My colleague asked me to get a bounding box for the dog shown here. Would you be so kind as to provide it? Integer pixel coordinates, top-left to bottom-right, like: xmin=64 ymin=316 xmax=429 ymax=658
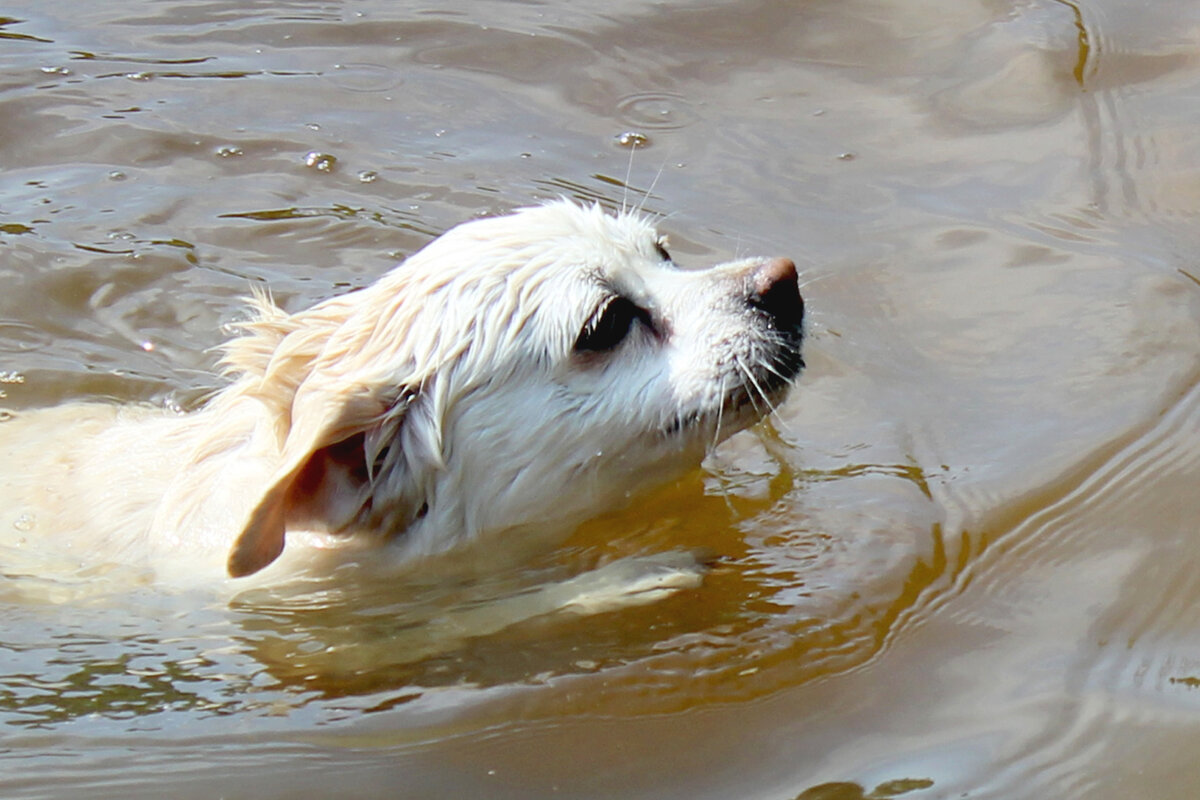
xmin=0 ymin=201 xmax=804 ymax=591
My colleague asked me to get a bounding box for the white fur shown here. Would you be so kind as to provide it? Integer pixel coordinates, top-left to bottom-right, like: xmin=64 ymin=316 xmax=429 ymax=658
xmin=0 ymin=201 xmax=804 ymax=588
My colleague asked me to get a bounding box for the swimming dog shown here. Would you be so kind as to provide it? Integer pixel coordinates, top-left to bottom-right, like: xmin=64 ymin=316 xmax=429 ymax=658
xmin=0 ymin=201 xmax=804 ymax=588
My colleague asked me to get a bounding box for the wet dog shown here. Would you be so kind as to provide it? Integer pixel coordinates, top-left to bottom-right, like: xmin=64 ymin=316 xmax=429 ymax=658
xmin=0 ymin=201 xmax=804 ymax=589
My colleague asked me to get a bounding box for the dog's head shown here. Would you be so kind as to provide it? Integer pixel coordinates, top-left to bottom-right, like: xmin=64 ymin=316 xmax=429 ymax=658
xmin=221 ymin=201 xmax=805 ymax=577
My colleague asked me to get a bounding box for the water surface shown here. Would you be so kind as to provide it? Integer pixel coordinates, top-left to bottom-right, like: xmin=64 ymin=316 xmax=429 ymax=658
xmin=2 ymin=0 xmax=1200 ymax=797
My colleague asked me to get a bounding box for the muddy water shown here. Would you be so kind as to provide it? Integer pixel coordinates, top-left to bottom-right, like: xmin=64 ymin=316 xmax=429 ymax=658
xmin=2 ymin=0 xmax=1200 ymax=797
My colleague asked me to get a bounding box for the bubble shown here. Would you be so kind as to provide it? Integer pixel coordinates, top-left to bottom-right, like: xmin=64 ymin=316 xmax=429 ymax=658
xmin=12 ymin=513 xmax=35 ymax=533
xmin=837 ymin=152 xmax=856 ymax=161
xmin=216 ymin=145 xmax=244 ymax=158
xmin=125 ymin=71 xmax=153 ymax=81
xmin=615 ymin=131 xmax=650 ymax=149
xmin=40 ymin=66 xmax=71 ymax=76
xmin=357 ymin=170 xmax=378 ymax=183
xmin=0 ymin=410 xmax=14 ymax=422
xmin=304 ymin=151 xmax=337 ymax=172
xmin=108 ymin=170 xmax=128 ymax=181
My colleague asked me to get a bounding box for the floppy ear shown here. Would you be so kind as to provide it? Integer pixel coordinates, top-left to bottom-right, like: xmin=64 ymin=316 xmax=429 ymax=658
xmin=226 ymin=385 xmax=402 ymax=578
xmin=222 ymin=262 xmax=448 ymax=577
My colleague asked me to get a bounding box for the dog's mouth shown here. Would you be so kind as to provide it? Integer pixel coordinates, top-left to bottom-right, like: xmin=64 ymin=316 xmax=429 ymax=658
xmin=662 ymin=336 xmax=805 ymax=439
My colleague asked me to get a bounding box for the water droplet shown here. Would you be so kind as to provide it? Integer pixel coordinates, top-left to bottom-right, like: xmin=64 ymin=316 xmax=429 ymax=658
xmin=141 ymin=340 xmax=155 ymax=352
xmin=0 ymin=410 xmax=14 ymax=423
xmin=108 ymin=170 xmax=127 ymax=181
xmin=0 ymin=371 xmax=26 ymax=384
xmin=216 ymin=145 xmax=244 ymax=158
xmin=357 ymin=170 xmax=378 ymax=183
xmin=304 ymin=151 xmax=337 ymax=172
xmin=837 ymin=152 xmax=856 ymax=161
xmin=519 ymin=152 xmax=532 ymax=159
xmin=305 ymin=122 xmax=321 ymax=131
xmin=125 ymin=71 xmax=153 ymax=81
xmin=615 ymin=131 xmax=650 ymax=149
xmin=40 ymin=66 xmax=71 ymax=76
xmin=13 ymin=513 xmax=35 ymax=532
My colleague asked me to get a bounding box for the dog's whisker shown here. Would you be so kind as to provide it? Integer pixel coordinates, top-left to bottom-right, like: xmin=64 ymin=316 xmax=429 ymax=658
xmin=757 ymin=356 xmax=791 ymax=386
xmin=711 ymin=373 xmax=729 ymax=452
xmin=796 ymin=272 xmax=834 ymax=291
xmin=621 ymin=140 xmax=638 ymax=215
xmin=636 ymin=156 xmax=669 ymax=217
xmin=737 ymin=356 xmax=782 ymax=420
xmin=731 ymin=359 xmax=764 ymax=420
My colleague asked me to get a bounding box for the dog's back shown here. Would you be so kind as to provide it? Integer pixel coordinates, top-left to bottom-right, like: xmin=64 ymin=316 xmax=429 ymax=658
xmin=0 ymin=402 xmax=266 ymax=578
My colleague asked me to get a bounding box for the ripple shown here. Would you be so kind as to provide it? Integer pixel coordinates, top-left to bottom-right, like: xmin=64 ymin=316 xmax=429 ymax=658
xmin=0 ymin=322 xmax=51 ymax=353
xmin=616 ymin=92 xmax=700 ymax=130
xmin=324 ymin=63 xmax=403 ymax=93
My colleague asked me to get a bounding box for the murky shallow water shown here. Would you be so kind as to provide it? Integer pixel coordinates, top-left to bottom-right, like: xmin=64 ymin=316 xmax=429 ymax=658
xmin=2 ymin=0 xmax=1200 ymax=797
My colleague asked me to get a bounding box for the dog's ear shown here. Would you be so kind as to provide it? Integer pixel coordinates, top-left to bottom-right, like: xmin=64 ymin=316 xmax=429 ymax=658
xmin=222 ymin=274 xmax=439 ymax=577
xmin=226 ymin=386 xmax=395 ymax=578
xmin=219 ymin=288 xmax=410 ymax=578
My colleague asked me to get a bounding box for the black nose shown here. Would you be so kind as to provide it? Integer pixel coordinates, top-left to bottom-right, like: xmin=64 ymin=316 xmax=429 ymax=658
xmin=748 ymin=257 xmax=804 ymax=333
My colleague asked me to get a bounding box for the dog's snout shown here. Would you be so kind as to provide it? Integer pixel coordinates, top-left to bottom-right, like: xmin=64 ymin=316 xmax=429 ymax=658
xmin=748 ymin=257 xmax=804 ymax=332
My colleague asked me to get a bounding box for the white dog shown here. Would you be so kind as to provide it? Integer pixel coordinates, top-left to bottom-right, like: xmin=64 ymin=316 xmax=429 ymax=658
xmin=0 ymin=201 xmax=804 ymax=590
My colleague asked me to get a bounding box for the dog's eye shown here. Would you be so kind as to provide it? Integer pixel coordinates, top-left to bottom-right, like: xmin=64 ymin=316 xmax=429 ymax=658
xmin=654 ymin=236 xmax=671 ymax=262
xmin=575 ymin=296 xmax=651 ymax=353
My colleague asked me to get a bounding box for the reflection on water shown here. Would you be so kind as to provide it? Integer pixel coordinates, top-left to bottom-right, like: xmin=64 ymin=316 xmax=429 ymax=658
xmin=2 ymin=0 xmax=1200 ymax=797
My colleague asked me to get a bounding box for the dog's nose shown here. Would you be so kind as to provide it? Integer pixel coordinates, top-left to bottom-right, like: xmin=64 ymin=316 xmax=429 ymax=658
xmin=748 ymin=257 xmax=804 ymax=332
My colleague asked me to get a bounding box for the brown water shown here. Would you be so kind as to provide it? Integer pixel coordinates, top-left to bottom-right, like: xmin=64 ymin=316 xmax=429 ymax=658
xmin=2 ymin=0 xmax=1200 ymax=797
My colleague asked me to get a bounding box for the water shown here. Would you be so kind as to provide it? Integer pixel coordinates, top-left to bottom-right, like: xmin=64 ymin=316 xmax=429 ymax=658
xmin=2 ymin=0 xmax=1200 ymax=797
